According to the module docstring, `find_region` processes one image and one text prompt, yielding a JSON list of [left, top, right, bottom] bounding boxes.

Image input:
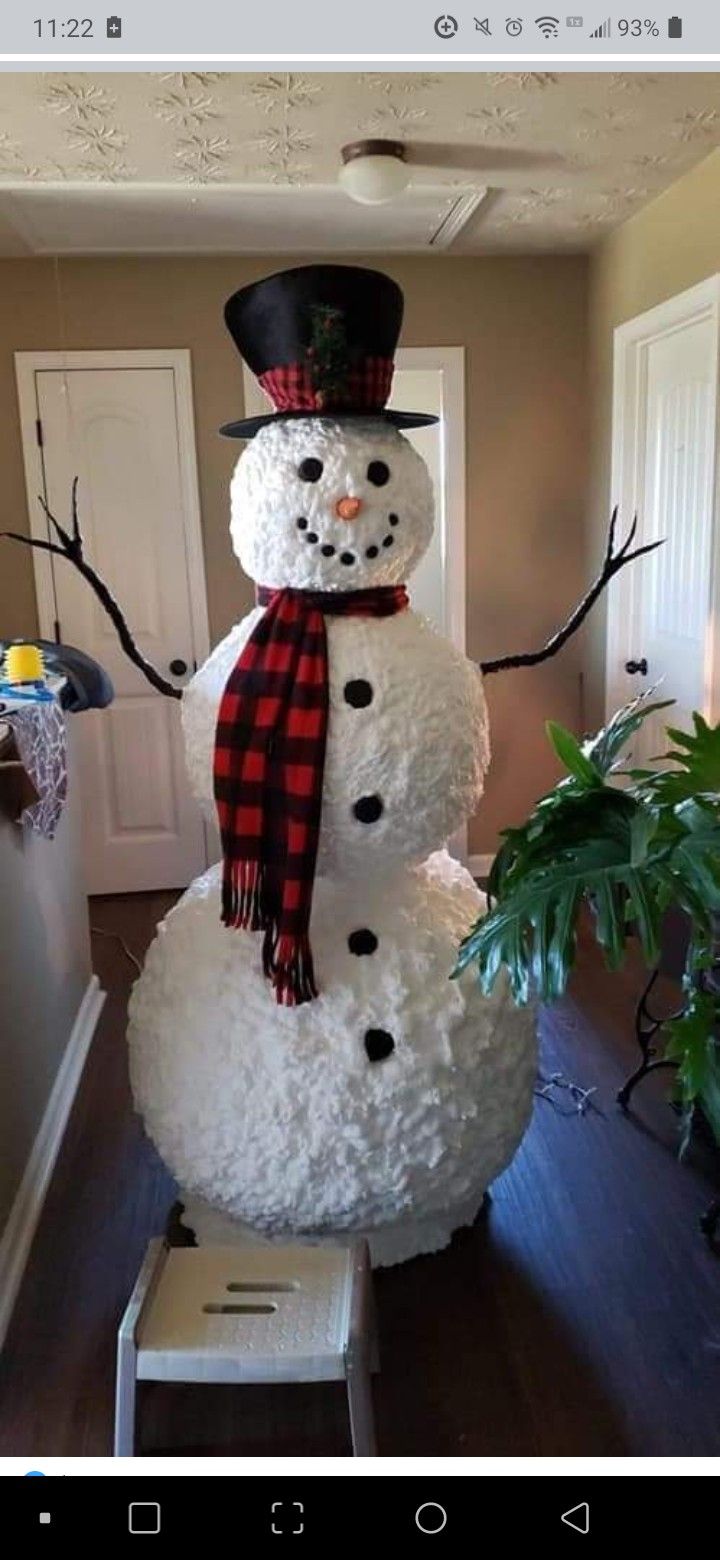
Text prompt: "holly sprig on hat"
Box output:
[[306, 304, 352, 408]]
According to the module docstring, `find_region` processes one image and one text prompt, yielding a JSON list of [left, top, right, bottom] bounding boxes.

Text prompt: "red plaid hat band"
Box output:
[[259, 357, 394, 414]]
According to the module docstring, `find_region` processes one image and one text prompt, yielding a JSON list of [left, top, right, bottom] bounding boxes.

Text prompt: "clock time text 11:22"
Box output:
[[33, 19, 95, 36]]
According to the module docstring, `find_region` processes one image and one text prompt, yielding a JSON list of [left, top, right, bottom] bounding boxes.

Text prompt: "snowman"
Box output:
[[127, 266, 537, 1265]]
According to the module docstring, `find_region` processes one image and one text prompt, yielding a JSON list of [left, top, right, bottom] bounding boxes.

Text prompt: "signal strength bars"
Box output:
[[590, 16, 611, 34]]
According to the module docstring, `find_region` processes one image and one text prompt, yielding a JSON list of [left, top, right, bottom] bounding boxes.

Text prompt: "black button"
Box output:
[[348, 928, 378, 956], [364, 1029, 395, 1062], [344, 679, 373, 709], [389, 513, 399, 526], [365, 544, 379, 559], [353, 795, 383, 824], [296, 517, 308, 530], [382, 535, 394, 548], [321, 544, 336, 557], [340, 552, 356, 566], [306, 531, 318, 544]]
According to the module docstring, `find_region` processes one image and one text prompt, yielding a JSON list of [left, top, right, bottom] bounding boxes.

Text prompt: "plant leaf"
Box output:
[[457, 694, 720, 1159], [586, 692, 675, 776], [630, 806, 659, 867], [626, 867, 661, 966], [664, 989, 718, 1102], [546, 720, 602, 787]]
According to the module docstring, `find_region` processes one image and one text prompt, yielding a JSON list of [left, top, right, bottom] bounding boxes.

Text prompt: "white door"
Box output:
[[387, 364, 457, 640], [608, 278, 720, 765], [16, 352, 210, 894]]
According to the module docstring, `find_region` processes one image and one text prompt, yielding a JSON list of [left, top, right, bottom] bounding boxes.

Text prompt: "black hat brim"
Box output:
[[219, 407, 439, 439]]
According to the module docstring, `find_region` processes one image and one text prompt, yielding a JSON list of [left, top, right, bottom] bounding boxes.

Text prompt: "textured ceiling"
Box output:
[[1, 71, 719, 251]]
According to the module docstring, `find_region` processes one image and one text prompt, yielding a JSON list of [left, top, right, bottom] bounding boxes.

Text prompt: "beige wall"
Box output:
[[0, 722, 92, 1235], [586, 147, 720, 727], [0, 253, 589, 854]]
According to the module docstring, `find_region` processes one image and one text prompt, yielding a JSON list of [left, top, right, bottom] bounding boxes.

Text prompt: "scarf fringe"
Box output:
[[221, 859, 265, 932], [263, 928, 318, 1007]]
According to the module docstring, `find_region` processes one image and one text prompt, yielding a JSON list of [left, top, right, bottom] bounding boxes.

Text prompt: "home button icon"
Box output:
[[415, 1502, 448, 1534]]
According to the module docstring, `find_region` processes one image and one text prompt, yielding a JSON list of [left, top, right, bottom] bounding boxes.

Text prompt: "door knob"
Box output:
[[169, 658, 188, 677], [625, 657, 648, 676]]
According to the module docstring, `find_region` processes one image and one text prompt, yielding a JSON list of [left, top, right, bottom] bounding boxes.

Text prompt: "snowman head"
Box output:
[[230, 416, 434, 591]]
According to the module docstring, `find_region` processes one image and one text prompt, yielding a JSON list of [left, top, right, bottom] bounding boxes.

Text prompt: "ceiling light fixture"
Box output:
[[339, 140, 410, 205]]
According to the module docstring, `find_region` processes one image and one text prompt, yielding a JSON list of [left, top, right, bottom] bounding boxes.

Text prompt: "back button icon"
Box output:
[[561, 1502, 590, 1535]]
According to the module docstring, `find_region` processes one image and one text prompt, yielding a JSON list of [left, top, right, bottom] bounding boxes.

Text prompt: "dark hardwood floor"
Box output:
[[0, 891, 718, 1458]]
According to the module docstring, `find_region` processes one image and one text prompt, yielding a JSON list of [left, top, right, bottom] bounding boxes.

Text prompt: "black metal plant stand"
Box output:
[[618, 966, 720, 1247], [616, 968, 685, 1111]]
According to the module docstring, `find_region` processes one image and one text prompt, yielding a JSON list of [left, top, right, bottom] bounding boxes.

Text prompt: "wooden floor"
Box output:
[[1, 891, 718, 1458]]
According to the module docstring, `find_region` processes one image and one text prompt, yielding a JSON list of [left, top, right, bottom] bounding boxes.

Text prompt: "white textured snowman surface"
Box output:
[[128, 414, 537, 1265], [129, 853, 535, 1266], [184, 421, 489, 875]]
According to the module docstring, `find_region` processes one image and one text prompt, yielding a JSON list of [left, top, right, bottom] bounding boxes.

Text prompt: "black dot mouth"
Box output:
[[297, 514, 400, 563]]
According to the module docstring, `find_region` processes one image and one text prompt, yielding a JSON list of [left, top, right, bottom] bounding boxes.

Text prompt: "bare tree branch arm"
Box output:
[[480, 509, 664, 677], [2, 480, 181, 701]]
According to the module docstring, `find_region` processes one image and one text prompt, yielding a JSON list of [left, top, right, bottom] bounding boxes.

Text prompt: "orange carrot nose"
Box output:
[[336, 496, 363, 521]]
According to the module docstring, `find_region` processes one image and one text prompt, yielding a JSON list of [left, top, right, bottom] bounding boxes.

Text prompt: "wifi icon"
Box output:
[[535, 14, 559, 34]]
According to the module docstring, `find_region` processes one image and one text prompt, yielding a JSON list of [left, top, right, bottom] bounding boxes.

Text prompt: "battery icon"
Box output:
[[668, 16, 682, 36]]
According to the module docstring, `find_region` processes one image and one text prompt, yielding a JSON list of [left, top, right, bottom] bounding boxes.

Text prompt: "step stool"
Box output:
[[115, 1237, 378, 1457]]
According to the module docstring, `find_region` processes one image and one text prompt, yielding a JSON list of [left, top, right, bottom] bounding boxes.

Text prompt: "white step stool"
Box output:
[[115, 1237, 378, 1457]]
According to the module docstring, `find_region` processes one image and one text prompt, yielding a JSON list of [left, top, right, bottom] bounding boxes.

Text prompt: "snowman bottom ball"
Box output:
[[128, 851, 537, 1266]]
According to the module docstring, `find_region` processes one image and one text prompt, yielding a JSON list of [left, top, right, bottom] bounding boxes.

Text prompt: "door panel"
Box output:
[[388, 367, 445, 632], [35, 365, 208, 893], [634, 323, 716, 763], [609, 286, 719, 770]]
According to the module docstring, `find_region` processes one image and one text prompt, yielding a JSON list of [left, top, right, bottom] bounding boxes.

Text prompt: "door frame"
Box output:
[[242, 345, 467, 655], [14, 348, 211, 678], [606, 274, 720, 725]]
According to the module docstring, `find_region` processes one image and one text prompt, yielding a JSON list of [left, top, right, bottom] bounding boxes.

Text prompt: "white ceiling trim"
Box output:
[[0, 179, 491, 256], [429, 188, 488, 249]]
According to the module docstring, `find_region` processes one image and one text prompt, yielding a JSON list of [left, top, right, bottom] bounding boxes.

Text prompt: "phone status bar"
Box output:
[[0, 3, 716, 58]]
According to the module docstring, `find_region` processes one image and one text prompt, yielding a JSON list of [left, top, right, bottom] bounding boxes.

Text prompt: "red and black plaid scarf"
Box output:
[[214, 583, 409, 1006]]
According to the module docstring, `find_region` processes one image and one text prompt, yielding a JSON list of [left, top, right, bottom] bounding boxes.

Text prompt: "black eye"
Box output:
[[299, 457, 323, 483], [367, 461, 390, 487]]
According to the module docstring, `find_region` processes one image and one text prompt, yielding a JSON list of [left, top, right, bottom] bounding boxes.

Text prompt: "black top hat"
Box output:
[[220, 264, 438, 438]]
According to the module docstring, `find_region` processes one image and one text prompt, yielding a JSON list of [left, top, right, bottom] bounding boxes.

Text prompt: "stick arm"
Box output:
[[480, 509, 663, 677], [1, 478, 181, 701]]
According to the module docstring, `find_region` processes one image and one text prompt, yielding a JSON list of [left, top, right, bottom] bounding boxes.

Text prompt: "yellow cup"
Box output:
[[4, 643, 45, 684]]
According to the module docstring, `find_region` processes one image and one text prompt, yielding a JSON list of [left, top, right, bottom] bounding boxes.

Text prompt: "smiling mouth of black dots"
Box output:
[[296, 513, 399, 564]]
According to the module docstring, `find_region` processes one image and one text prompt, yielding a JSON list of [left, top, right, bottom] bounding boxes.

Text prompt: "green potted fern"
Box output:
[[455, 693, 720, 1152]]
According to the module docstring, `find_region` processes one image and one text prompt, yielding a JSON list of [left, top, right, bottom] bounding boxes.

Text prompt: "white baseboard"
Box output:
[[0, 974, 105, 1351], [468, 854, 494, 879]]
